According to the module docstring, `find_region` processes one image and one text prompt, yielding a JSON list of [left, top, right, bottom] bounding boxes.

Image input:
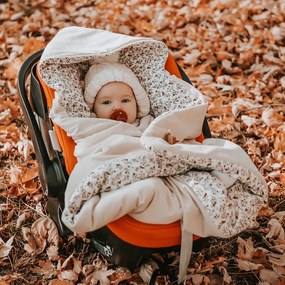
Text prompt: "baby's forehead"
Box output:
[[96, 82, 136, 99]]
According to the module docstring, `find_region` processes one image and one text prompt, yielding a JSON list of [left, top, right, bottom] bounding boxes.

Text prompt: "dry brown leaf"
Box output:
[[16, 139, 34, 161], [269, 252, 285, 267], [280, 76, 285, 88], [236, 259, 264, 271], [21, 179, 41, 195], [260, 269, 280, 284], [185, 273, 210, 285], [215, 51, 233, 61], [60, 253, 82, 274], [109, 267, 132, 285], [9, 166, 21, 184], [48, 280, 73, 285], [262, 108, 284, 127], [82, 264, 95, 277], [274, 132, 285, 152], [46, 245, 59, 261], [258, 206, 275, 217], [85, 268, 115, 285], [266, 219, 285, 240], [139, 260, 159, 283], [208, 97, 232, 116], [31, 260, 56, 278], [16, 212, 30, 229], [3, 57, 22, 79], [58, 270, 78, 282], [272, 211, 285, 222], [0, 236, 14, 258], [22, 217, 60, 259], [241, 115, 259, 127], [0, 274, 21, 284], [208, 116, 235, 133], [22, 226, 44, 254], [215, 265, 232, 284], [237, 237, 255, 260], [22, 37, 46, 57], [6, 208, 15, 222], [183, 49, 201, 65], [273, 265, 285, 276]]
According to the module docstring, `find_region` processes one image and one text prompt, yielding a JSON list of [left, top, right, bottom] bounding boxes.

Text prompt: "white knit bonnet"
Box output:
[[84, 62, 150, 118]]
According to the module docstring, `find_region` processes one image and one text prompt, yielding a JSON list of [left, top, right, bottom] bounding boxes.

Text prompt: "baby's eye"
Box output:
[[122, 99, 130, 103], [102, 100, 111, 105]]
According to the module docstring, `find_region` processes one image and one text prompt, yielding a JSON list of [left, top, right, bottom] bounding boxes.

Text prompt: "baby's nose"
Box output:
[[114, 103, 123, 110]]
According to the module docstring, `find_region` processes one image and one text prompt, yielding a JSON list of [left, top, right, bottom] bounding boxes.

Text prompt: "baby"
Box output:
[[84, 62, 152, 130], [84, 62, 177, 143]]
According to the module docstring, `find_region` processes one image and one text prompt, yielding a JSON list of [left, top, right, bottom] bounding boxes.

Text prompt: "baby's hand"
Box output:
[[165, 130, 177, 144]]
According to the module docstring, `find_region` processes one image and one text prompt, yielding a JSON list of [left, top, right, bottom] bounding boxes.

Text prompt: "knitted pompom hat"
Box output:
[[84, 62, 150, 118]]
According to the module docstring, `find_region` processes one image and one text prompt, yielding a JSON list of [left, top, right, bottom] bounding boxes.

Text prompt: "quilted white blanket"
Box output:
[[38, 27, 268, 282]]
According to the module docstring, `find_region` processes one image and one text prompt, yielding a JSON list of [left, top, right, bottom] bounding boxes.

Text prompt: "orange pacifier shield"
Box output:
[[110, 109, 128, 122]]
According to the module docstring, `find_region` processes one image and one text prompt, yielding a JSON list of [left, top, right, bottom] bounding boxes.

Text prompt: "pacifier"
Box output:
[[110, 109, 128, 122]]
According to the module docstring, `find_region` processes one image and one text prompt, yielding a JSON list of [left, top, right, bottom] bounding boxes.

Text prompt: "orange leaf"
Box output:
[[3, 58, 22, 79], [208, 97, 232, 116], [23, 37, 46, 57], [274, 132, 285, 152]]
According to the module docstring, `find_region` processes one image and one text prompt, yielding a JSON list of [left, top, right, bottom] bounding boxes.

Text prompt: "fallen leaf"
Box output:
[[139, 260, 159, 283], [58, 270, 78, 282], [260, 269, 279, 284], [22, 217, 60, 258], [274, 132, 285, 152], [208, 97, 232, 116], [258, 206, 275, 217], [269, 252, 285, 267], [16, 212, 30, 228], [48, 280, 73, 285], [22, 226, 44, 254], [0, 236, 14, 258], [241, 115, 259, 127], [236, 259, 264, 271], [9, 166, 21, 184], [22, 37, 46, 57], [185, 273, 210, 285], [272, 211, 285, 222], [266, 219, 285, 240], [262, 108, 284, 127], [0, 274, 21, 284], [3, 57, 22, 79], [16, 139, 34, 161], [280, 76, 285, 88], [215, 265, 232, 284], [85, 268, 115, 285], [31, 260, 56, 278], [110, 267, 132, 285], [237, 237, 255, 260]]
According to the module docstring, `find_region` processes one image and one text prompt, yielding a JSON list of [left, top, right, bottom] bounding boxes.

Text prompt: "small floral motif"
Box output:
[[39, 41, 205, 119], [64, 147, 267, 237]]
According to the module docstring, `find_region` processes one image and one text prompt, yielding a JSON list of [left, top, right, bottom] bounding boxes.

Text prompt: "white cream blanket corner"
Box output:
[[38, 27, 268, 244]]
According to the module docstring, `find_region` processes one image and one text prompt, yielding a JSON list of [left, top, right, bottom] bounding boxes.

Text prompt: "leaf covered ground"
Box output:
[[0, 0, 285, 284]]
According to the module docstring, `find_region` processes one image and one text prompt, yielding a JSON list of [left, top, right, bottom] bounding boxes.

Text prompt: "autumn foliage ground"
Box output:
[[0, 1, 285, 284]]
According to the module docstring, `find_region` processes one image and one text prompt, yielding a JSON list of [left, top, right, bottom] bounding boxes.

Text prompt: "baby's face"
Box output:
[[93, 82, 137, 124]]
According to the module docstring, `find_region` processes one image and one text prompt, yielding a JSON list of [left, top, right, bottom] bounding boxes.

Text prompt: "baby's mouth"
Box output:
[[110, 109, 128, 122]]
